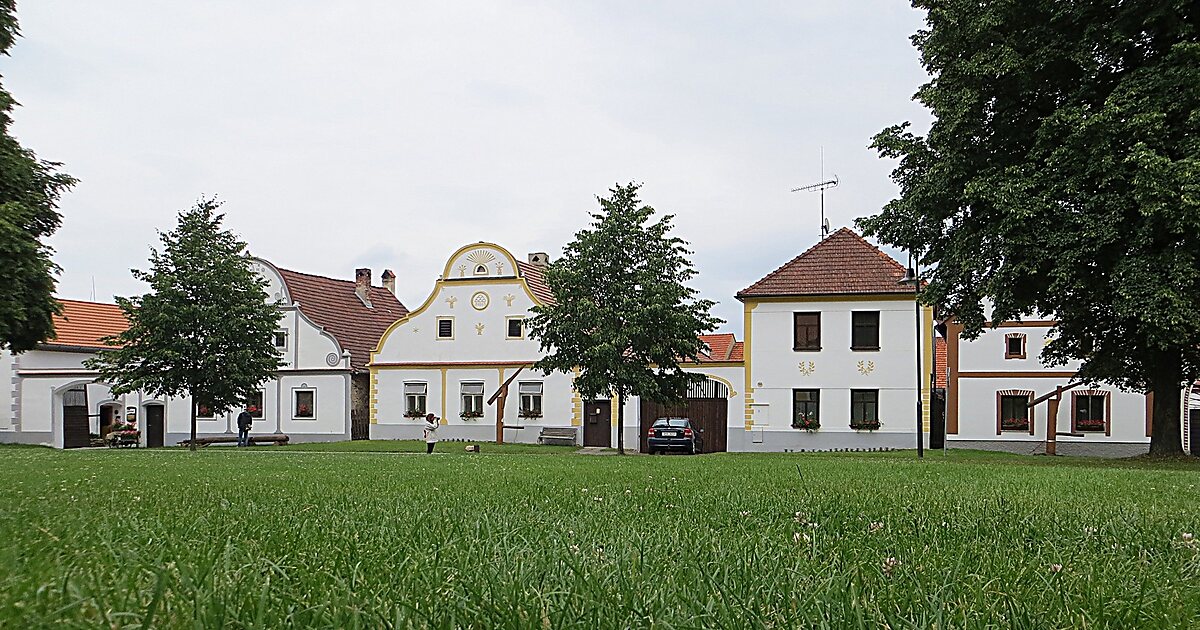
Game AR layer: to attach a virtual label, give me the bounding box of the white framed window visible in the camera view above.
[293,388,316,419]
[405,382,428,417]
[506,316,525,339]
[246,390,265,419]
[437,317,455,340]
[273,331,288,350]
[195,402,216,420]
[519,381,543,418]
[461,381,484,418]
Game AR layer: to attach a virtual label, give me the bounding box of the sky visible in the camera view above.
[6,1,931,335]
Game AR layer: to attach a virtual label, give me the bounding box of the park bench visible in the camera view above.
[537,427,577,446]
[177,434,290,447]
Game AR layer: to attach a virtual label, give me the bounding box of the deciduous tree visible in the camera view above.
[0,1,77,352]
[527,183,721,454]
[87,199,282,450]
[859,1,1199,455]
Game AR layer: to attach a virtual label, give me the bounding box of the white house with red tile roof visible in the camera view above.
[369,242,746,451]
[734,227,933,451]
[1,261,407,448]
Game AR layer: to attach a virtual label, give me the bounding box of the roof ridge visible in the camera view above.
[56,298,120,307]
[737,227,911,298]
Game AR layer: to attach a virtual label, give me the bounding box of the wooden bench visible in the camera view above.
[537,427,577,446]
[177,434,290,447]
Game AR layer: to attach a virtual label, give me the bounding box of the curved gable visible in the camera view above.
[442,243,520,280]
[249,258,291,305]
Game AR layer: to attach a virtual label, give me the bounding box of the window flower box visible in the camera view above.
[404,409,426,419]
[850,420,882,431]
[793,417,820,431]
[1000,418,1030,432]
[518,409,543,419]
[460,410,484,420]
[1076,419,1105,432]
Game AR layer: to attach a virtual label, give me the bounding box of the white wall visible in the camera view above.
[1,351,14,431]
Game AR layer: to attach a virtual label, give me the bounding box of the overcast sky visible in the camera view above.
[7,1,931,335]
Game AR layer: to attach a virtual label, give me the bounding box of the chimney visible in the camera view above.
[381,269,396,295]
[527,252,550,267]
[355,268,372,307]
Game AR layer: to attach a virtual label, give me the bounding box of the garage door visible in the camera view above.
[639,379,728,454]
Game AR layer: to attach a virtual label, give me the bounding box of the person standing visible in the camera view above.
[236,406,254,447]
[423,413,439,454]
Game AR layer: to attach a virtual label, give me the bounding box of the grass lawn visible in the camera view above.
[1,445,1198,628]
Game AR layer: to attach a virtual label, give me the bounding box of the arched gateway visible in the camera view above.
[639,377,730,453]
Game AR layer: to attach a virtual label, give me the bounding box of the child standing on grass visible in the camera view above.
[423,413,439,454]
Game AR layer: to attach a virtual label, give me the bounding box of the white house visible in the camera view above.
[734,228,933,451]
[0,259,407,448]
[369,242,746,451]
[943,316,1152,456]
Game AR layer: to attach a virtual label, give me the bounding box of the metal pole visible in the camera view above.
[913,252,924,458]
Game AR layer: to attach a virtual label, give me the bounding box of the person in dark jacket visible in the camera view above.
[236,407,254,447]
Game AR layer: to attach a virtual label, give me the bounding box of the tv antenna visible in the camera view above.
[791,149,839,239]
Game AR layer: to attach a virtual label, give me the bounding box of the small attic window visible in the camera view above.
[474,264,488,276]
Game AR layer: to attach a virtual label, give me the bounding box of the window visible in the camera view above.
[519,382,543,418]
[793,312,821,351]
[851,311,880,350]
[506,317,525,339]
[461,382,484,417]
[474,264,488,275]
[195,402,216,420]
[1005,333,1026,359]
[293,389,315,419]
[1073,391,1109,434]
[997,392,1033,433]
[246,391,264,419]
[405,382,427,416]
[850,390,879,429]
[273,331,288,350]
[792,389,820,429]
[437,317,454,339]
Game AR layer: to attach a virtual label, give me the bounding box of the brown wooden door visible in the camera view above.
[146,405,165,448]
[640,398,727,453]
[583,401,611,447]
[63,406,90,449]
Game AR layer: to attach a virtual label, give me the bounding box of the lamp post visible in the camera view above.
[899,254,924,458]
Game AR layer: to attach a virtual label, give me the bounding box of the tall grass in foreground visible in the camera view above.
[0,447,1197,628]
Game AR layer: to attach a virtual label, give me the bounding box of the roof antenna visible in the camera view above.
[791,147,839,240]
[90,276,96,302]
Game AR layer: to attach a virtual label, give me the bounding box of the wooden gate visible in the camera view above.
[583,400,611,447]
[145,405,165,448]
[62,387,90,449]
[639,397,728,454]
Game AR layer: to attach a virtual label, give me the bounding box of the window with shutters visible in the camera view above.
[793,312,821,351]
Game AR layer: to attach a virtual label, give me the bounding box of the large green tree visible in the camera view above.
[859,1,1199,455]
[87,199,282,450]
[0,1,77,352]
[527,183,721,454]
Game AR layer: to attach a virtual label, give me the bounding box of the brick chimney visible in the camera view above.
[381,269,396,295]
[355,268,372,307]
[527,252,550,267]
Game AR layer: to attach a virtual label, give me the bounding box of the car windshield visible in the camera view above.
[652,418,690,428]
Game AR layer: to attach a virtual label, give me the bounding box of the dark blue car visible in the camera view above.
[647,417,700,455]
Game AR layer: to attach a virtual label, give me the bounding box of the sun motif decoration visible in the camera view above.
[798,361,816,376]
[857,360,876,376]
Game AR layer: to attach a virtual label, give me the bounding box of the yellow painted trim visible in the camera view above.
[610,394,619,427]
[571,367,582,427]
[369,276,543,365]
[922,305,934,431]
[505,315,526,340]
[679,361,744,368]
[369,369,379,424]
[435,316,455,341]
[743,301,757,421]
[440,242,521,281]
[440,367,448,424]
[739,293,916,304]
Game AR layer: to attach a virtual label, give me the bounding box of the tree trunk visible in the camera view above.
[617,392,625,455]
[189,398,197,453]
[1149,358,1183,457]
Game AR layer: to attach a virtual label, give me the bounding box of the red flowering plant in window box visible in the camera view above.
[1000,416,1029,431]
[1076,418,1105,432]
[850,419,882,431]
[792,415,820,431]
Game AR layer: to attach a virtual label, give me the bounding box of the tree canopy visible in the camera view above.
[87,199,282,450]
[0,1,77,352]
[527,183,721,454]
[858,1,1199,454]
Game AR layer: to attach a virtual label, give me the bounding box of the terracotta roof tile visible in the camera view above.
[47,299,128,349]
[695,333,743,363]
[737,227,913,298]
[934,336,947,389]
[276,268,409,372]
[516,261,555,305]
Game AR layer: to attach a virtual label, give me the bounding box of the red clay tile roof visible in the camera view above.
[694,333,744,363]
[516,261,555,305]
[737,227,913,298]
[276,268,408,372]
[729,341,744,362]
[47,299,128,349]
[934,336,947,389]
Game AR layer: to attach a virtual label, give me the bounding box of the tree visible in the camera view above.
[858,1,1200,455]
[87,199,282,451]
[0,1,77,352]
[527,182,722,454]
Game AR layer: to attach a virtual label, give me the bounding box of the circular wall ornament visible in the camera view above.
[325,353,340,367]
[471,291,490,311]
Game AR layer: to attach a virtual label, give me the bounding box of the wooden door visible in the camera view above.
[146,405,165,448]
[62,406,90,449]
[640,398,727,453]
[583,401,611,447]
